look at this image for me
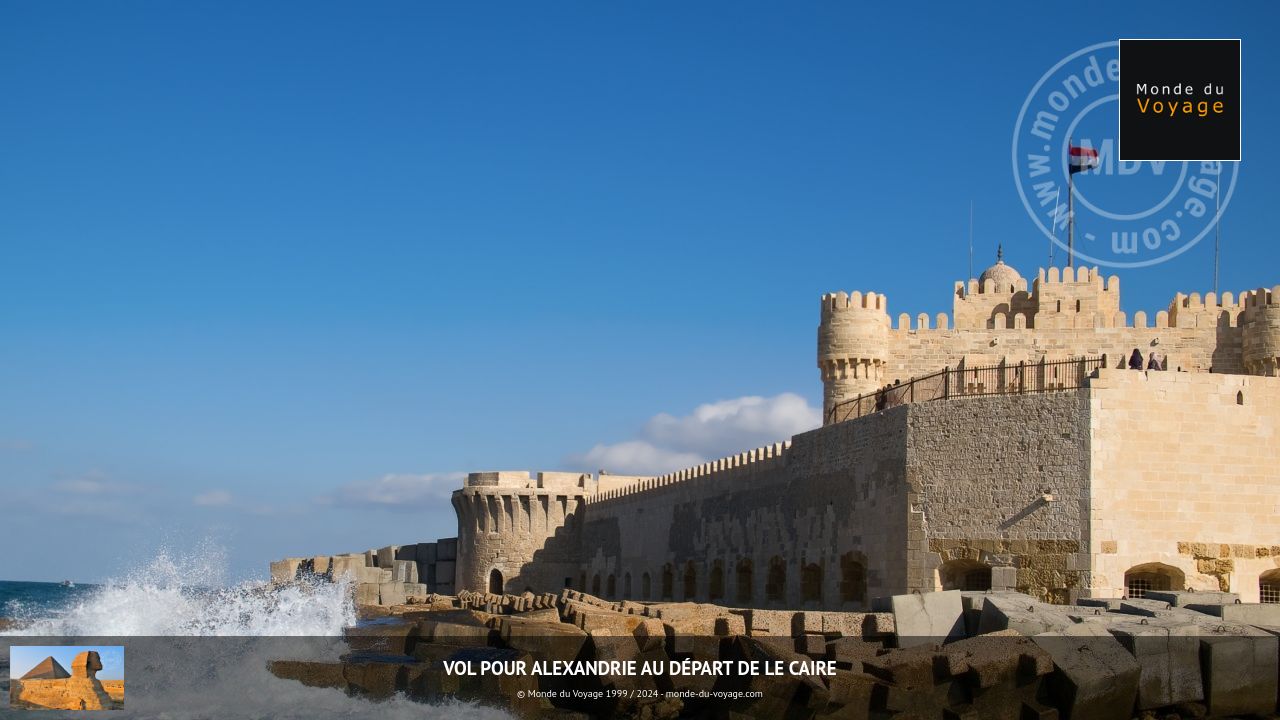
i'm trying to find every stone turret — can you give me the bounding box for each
[1242,286,1280,376]
[817,290,890,420]
[451,471,647,594]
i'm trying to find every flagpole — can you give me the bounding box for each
[1050,187,1060,267]
[968,200,974,282]
[1067,137,1074,269]
[1214,177,1221,297]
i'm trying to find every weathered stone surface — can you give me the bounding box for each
[978,593,1075,636]
[887,590,964,647]
[1107,620,1203,710]
[71,651,102,679]
[1142,590,1239,608]
[378,581,407,607]
[1197,628,1278,717]
[1032,632,1141,720]
[10,677,117,710]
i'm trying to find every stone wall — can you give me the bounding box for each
[578,411,910,610]
[904,391,1092,602]
[1087,369,1280,601]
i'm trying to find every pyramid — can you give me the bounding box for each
[20,656,70,680]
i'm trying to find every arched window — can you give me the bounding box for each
[766,556,786,603]
[488,568,504,595]
[1124,562,1185,598]
[1237,390,1245,405]
[606,574,616,598]
[801,562,823,603]
[735,558,754,604]
[661,564,673,600]
[624,572,632,598]
[840,552,867,605]
[939,559,992,591]
[709,560,724,601]
[641,572,651,600]
[683,561,697,601]
[1261,569,1280,604]
[591,573,601,597]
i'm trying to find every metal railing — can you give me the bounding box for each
[826,355,1107,425]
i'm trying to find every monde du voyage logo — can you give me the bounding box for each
[1012,41,1239,268]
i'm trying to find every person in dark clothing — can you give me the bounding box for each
[1128,348,1144,369]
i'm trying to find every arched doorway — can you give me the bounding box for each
[624,572,632,598]
[661,564,674,600]
[606,574,616,598]
[735,558,754,604]
[709,560,725,601]
[939,559,992,591]
[683,561,697,600]
[801,562,823,604]
[766,556,786,603]
[1123,562,1185,598]
[489,568,504,595]
[642,572,652,600]
[840,552,867,605]
[1261,569,1280,604]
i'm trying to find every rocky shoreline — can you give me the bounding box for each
[266,586,1280,719]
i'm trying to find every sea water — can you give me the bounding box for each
[0,548,510,719]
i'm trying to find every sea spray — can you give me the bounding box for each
[0,546,513,720]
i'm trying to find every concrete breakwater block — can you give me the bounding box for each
[1198,629,1279,717]
[1032,631,1141,720]
[977,594,1075,636]
[1107,620,1203,710]
[1142,589,1238,609]
[880,590,964,648]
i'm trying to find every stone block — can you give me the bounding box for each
[436,538,458,561]
[977,594,1075,636]
[435,560,456,584]
[1143,590,1238,608]
[357,566,385,584]
[270,559,301,583]
[417,543,437,564]
[743,609,796,636]
[355,582,379,606]
[426,621,498,647]
[344,620,420,655]
[1031,632,1141,720]
[310,556,331,575]
[394,545,417,562]
[1107,620,1203,710]
[330,555,365,582]
[1211,603,1280,626]
[378,581,407,607]
[634,618,666,652]
[1198,629,1279,717]
[889,590,964,648]
[376,546,399,568]
[391,560,418,584]
[500,617,588,662]
[990,566,1017,590]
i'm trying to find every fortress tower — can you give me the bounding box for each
[451,470,646,595]
[816,290,890,419]
[818,251,1280,424]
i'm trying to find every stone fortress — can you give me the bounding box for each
[445,255,1280,610]
[279,257,1280,612]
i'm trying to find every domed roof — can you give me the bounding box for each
[979,246,1022,288]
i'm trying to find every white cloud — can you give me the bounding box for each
[565,393,821,476]
[327,472,465,510]
[569,441,705,477]
[194,490,233,507]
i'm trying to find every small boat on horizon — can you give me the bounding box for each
[60,580,74,587]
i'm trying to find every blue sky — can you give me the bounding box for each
[10,645,125,681]
[2,2,1277,583]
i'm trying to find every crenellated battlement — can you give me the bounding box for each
[581,440,792,506]
[819,255,1280,424]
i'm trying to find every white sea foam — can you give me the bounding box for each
[0,546,512,719]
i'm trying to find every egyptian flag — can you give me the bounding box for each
[1069,145,1099,174]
